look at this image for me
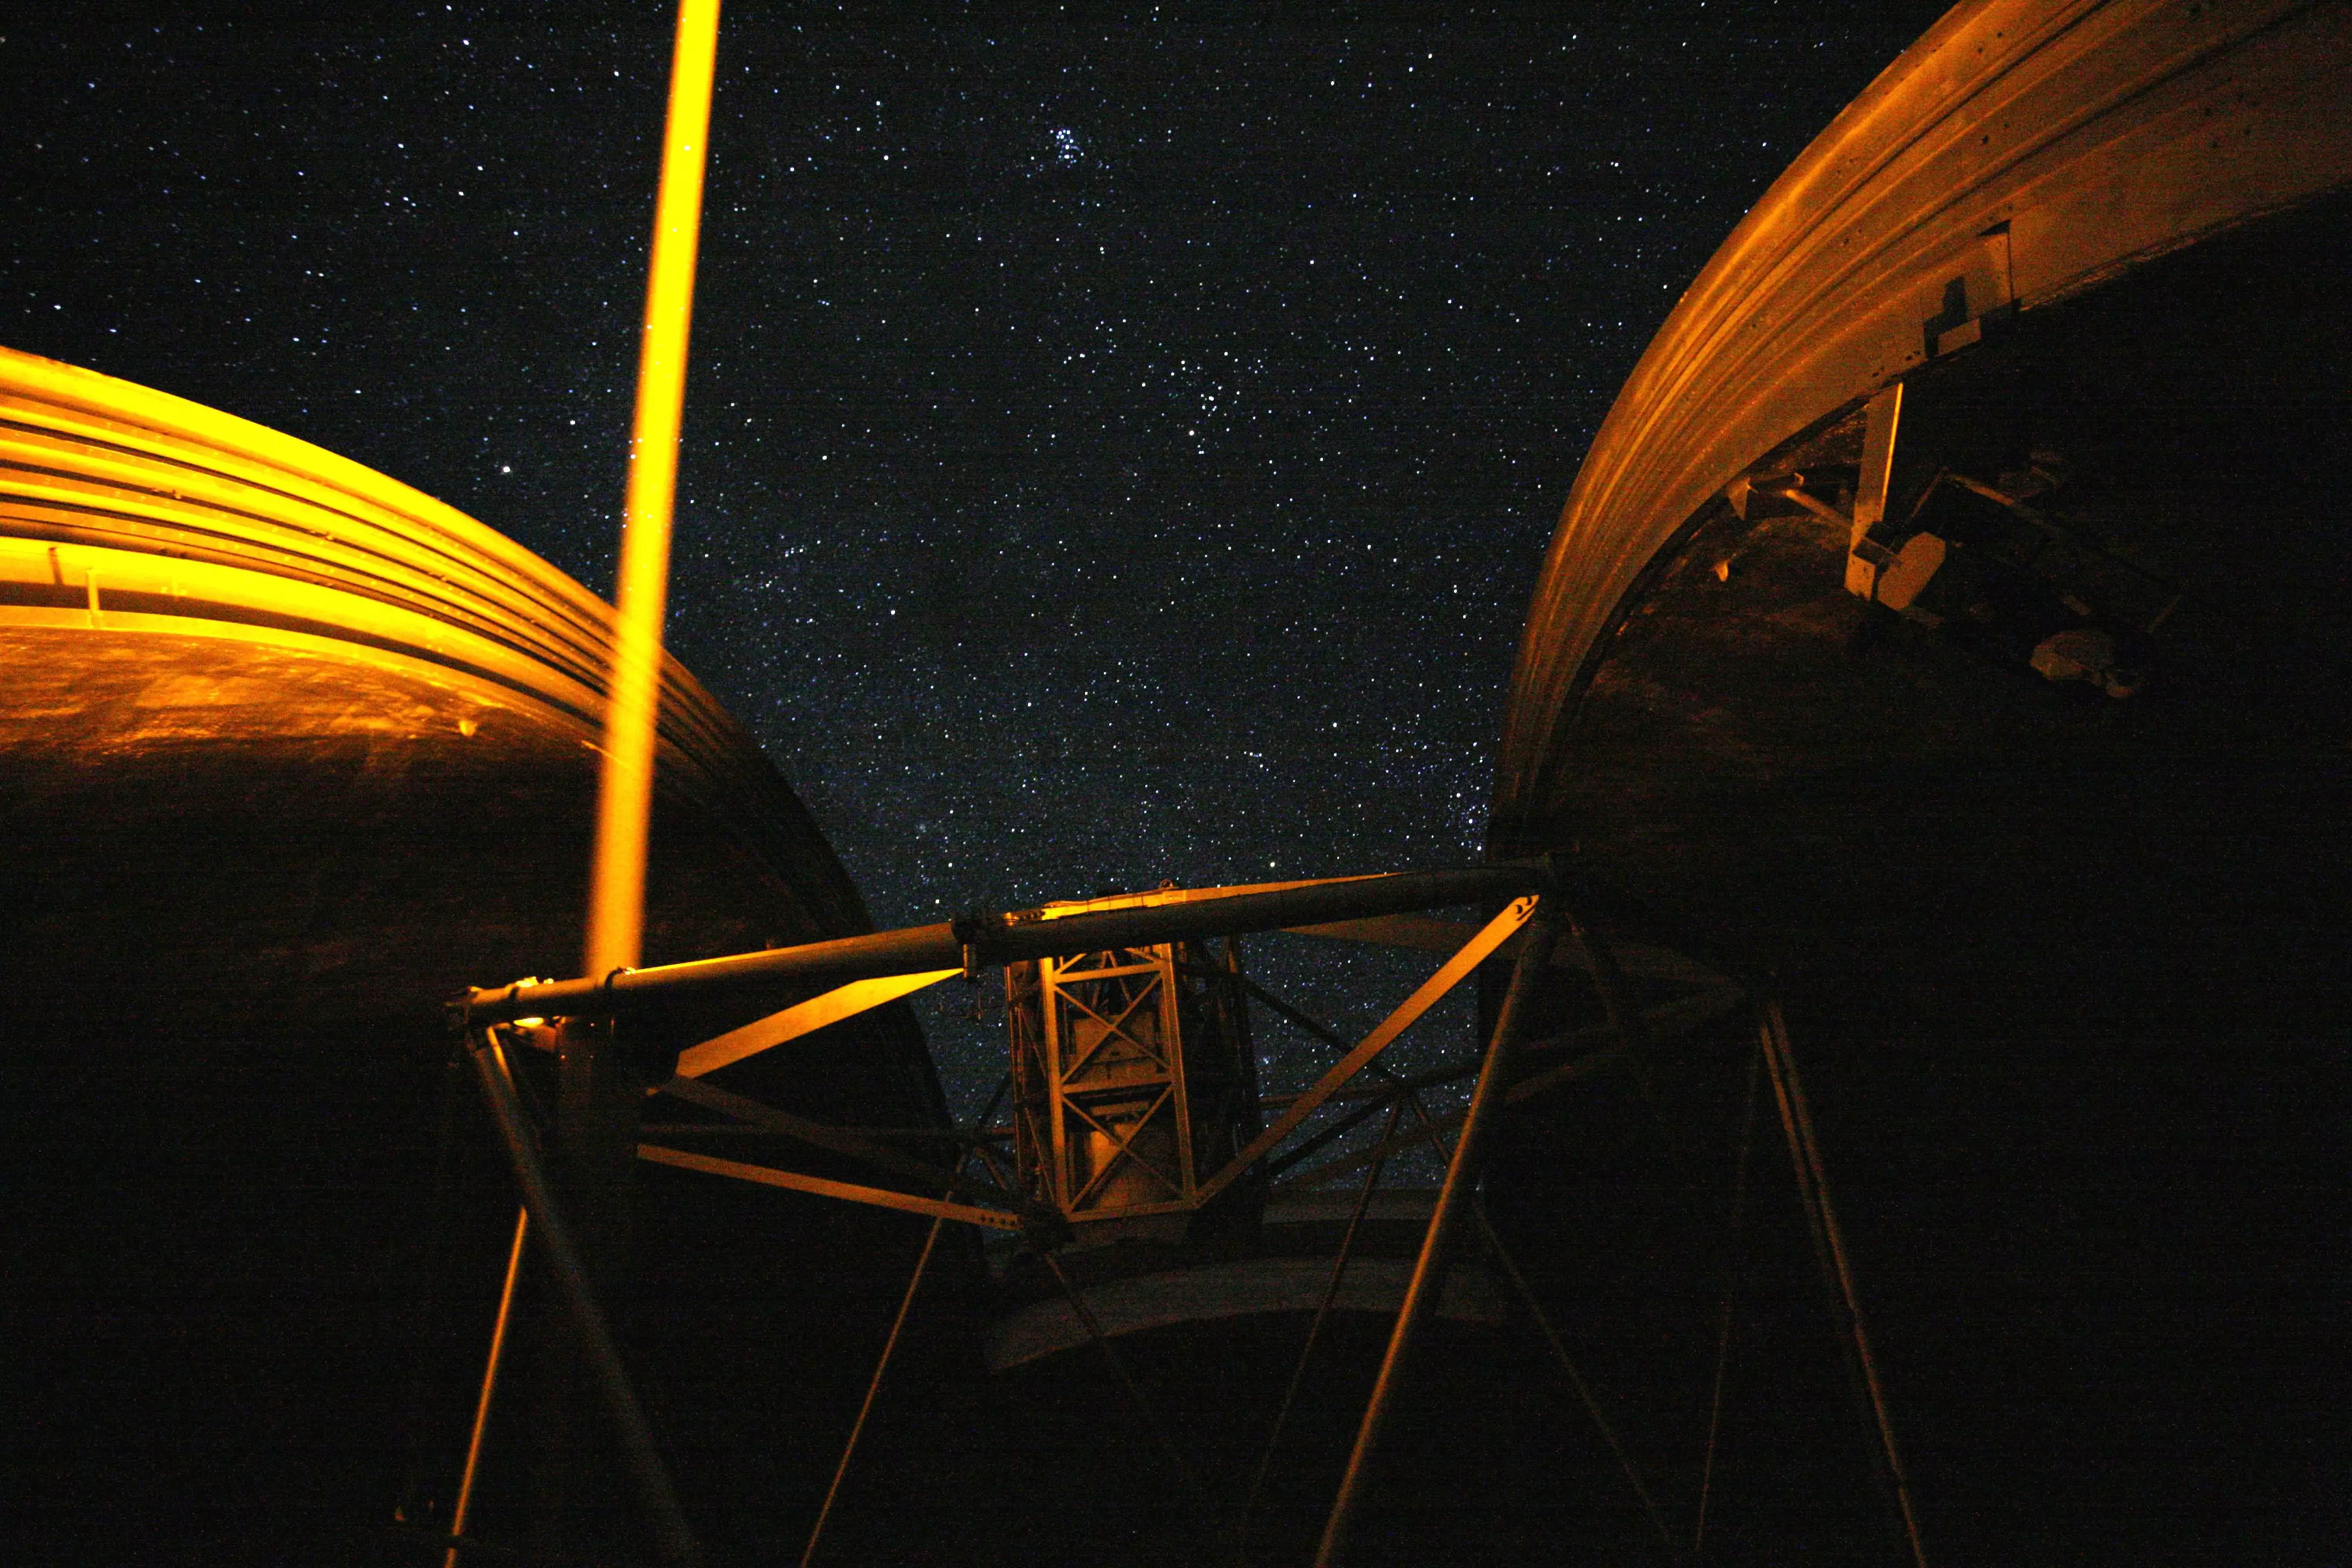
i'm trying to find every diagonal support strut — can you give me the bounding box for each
[1196,895,1538,1206]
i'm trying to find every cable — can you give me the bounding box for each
[393,1053,466,1530]
[1472,1202,1677,1555]
[800,1209,946,1568]
[1038,1247,1207,1502]
[1693,1041,1764,1555]
[1232,1099,1405,1565]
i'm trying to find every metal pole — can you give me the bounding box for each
[801,1088,1004,1565]
[1759,1000,1928,1568]
[570,4,718,1552]
[1390,1072,1671,1551]
[468,1034,701,1566]
[444,1206,530,1568]
[1313,902,1560,1568]
[467,864,1555,1026]
[801,1211,944,1568]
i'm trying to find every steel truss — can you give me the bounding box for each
[434,860,1926,1566]
[1006,934,1259,1222]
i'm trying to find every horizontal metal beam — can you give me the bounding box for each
[637,1144,1026,1231]
[637,1123,972,1143]
[464,861,1555,1026]
[654,1074,990,1202]
[676,968,960,1077]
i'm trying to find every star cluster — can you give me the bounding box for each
[4,4,1946,1112]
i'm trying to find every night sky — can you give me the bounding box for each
[6,4,1947,1111]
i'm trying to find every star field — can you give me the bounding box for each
[4,4,1948,1113]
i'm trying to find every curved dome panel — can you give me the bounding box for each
[1496,0,2352,840]
[0,342,865,953]
[0,346,947,1525]
[1474,6,2352,1550]
[0,341,907,1038]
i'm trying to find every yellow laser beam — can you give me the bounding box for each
[586,0,724,977]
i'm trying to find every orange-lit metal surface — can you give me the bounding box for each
[636,1143,1025,1231]
[1005,932,1258,1226]
[0,345,949,1528]
[0,341,782,836]
[1494,0,2352,840]
[0,340,875,1012]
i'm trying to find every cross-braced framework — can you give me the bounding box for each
[1007,932,1258,1223]
[443,865,1927,1566]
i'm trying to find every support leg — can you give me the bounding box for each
[468,1032,700,1567]
[1759,1000,1928,1568]
[444,1206,529,1568]
[1571,912,1700,1184]
[1388,1051,1673,1552]
[1038,1246,1206,1502]
[540,1017,645,1550]
[1314,902,1562,1568]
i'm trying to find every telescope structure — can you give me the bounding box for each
[7,3,2350,1565]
